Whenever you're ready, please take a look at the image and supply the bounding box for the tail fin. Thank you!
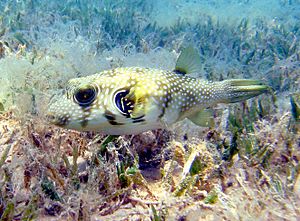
[218,79,270,103]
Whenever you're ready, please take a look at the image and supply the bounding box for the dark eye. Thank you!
[114,89,134,117]
[74,87,97,107]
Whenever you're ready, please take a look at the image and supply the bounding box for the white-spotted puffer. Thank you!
[47,47,269,135]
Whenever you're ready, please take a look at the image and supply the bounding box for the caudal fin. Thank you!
[218,79,270,103]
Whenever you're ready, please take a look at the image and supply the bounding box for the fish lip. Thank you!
[46,112,56,123]
[46,112,69,127]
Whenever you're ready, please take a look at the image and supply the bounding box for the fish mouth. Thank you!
[46,112,69,127]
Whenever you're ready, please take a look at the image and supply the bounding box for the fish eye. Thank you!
[74,86,97,107]
[114,89,134,117]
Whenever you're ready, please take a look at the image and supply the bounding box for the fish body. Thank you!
[47,48,269,135]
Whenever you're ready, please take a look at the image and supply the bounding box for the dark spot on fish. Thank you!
[173,69,186,76]
[159,108,166,119]
[159,93,172,118]
[104,110,116,119]
[80,119,89,128]
[104,113,116,121]
[56,116,69,126]
[132,115,145,120]
[108,120,124,125]
[133,118,145,123]
[79,104,93,128]
[104,110,124,125]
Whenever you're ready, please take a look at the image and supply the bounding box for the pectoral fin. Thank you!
[187,109,215,128]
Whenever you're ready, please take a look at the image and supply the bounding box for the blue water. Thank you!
[1,0,300,45]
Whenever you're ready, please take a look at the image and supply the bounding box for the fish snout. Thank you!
[46,111,69,127]
[46,111,56,123]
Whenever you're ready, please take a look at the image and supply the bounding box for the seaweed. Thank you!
[290,95,300,122]
[41,176,61,201]
[204,189,218,204]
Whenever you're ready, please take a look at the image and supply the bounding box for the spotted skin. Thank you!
[47,67,268,135]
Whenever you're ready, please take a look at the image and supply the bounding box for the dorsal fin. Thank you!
[174,46,202,75]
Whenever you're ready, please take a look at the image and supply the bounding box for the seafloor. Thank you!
[0,0,300,220]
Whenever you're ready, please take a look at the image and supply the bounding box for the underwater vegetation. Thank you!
[0,0,300,220]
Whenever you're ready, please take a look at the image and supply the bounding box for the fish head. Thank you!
[46,71,163,134]
[47,76,104,131]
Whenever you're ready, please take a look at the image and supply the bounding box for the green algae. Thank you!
[41,176,61,201]
[189,157,205,176]
[0,201,15,221]
[204,190,218,204]
[20,195,39,221]
[0,145,11,169]
[174,175,194,197]
[290,96,300,122]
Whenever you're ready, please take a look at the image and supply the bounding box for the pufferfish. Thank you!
[47,47,269,135]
